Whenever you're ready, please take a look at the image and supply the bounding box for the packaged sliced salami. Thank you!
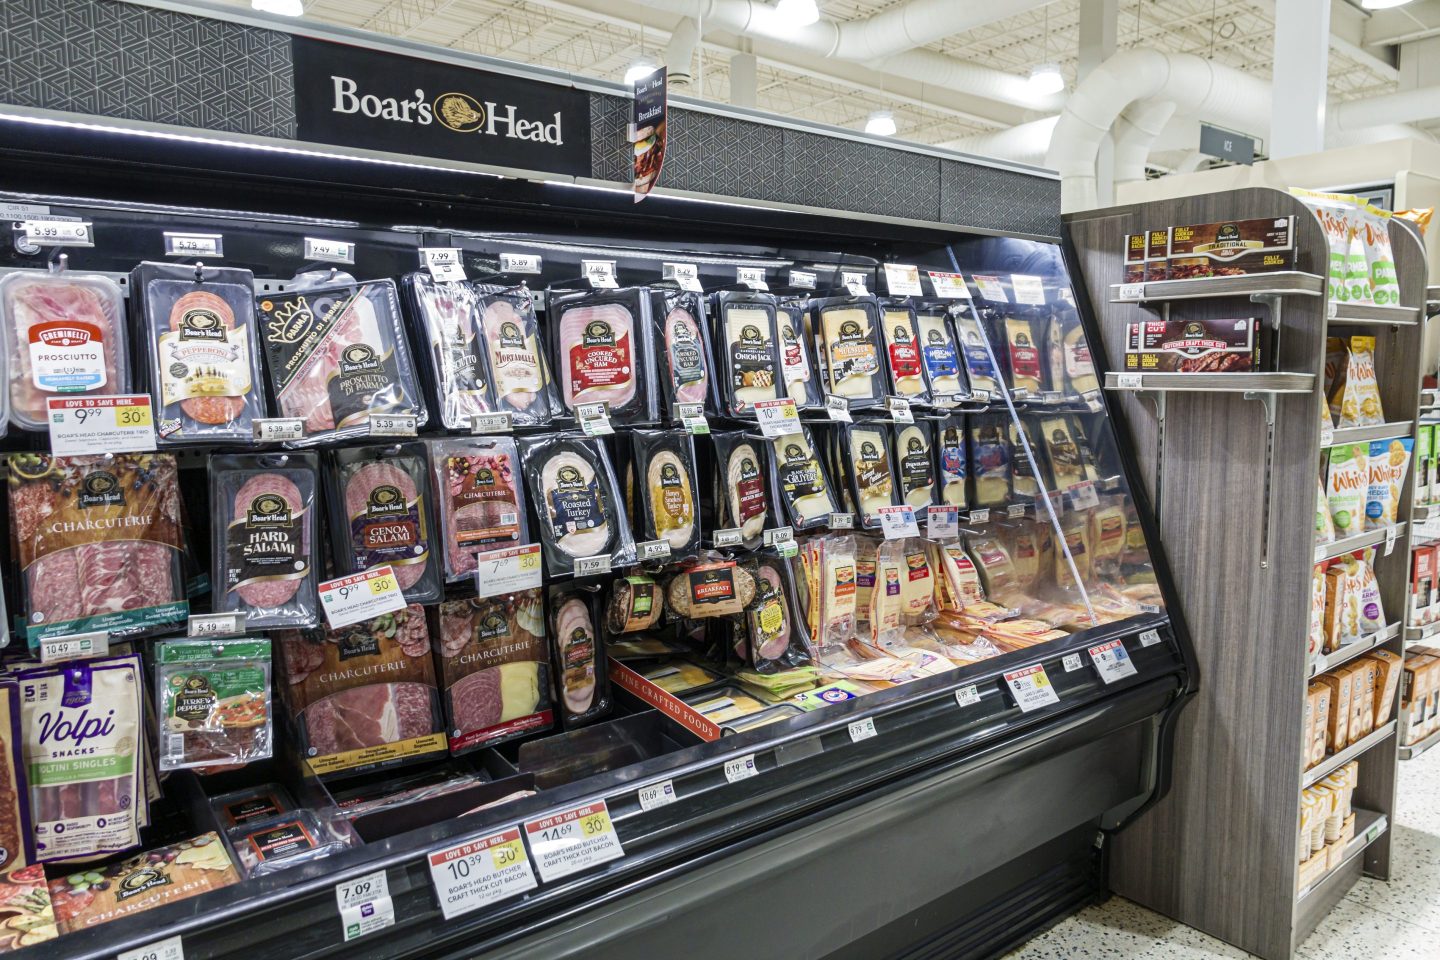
[210,453,319,630]
[651,288,719,421]
[327,442,441,604]
[277,604,447,778]
[9,453,187,645]
[778,300,823,409]
[895,421,937,511]
[711,430,770,550]
[255,278,427,445]
[879,299,932,404]
[840,422,899,530]
[548,583,612,729]
[0,681,31,870]
[519,432,636,576]
[746,556,813,674]
[713,290,784,418]
[131,261,266,444]
[769,424,838,531]
[915,303,966,399]
[155,638,273,772]
[624,429,701,559]
[813,295,885,408]
[400,273,495,430]
[434,590,553,755]
[0,270,127,432]
[428,436,527,584]
[548,286,659,426]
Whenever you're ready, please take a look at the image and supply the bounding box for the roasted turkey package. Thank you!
[651,288,720,421]
[518,432,636,576]
[547,286,659,426]
[547,583,612,729]
[712,290,784,418]
[622,429,701,559]
[401,272,496,430]
[428,435,528,584]
[326,442,441,604]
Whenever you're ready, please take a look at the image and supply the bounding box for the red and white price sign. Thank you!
[927,271,971,299]
[523,801,625,883]
[878,504,920,540]
[473,545,543,599]
[1003,663,1060,712]
[1088,640,1138,684]
[427,826,537,920]
[754,398,801,437]
[318,565,407,629]
[47,394,156,456]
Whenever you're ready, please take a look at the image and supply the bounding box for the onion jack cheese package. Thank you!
[712,290,785,418]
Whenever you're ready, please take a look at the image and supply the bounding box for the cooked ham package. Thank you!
[713,290,783,418]
[210,453,320,630]
[548,583,612,728]
[519,432,636,576]
[9,453,187,645]
[327,442,441,604]
[401,273,495,429]
[623,429,701,559]
[429,435,527,583]
[277,604,447,777]
[131,261,266,444]
[256,278,427,444]
[0,271,128,432]
[777,300,823,409]
[651,288,719,420]
[548,286,658,426]
[474,283,559,426]
[710,430,770,550]
[435,590,553,754]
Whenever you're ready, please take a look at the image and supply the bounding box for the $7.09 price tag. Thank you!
[47,395,156,457]
[523,801,624,883]
[427,826,537,921]
[335,869,394,942]
[318,565,407,630]
[473,544,543,599]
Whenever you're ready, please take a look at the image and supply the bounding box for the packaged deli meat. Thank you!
[131,262,266,444]
[155,638,273,772]
[624,429,700,557]
[713,290,783,417]
[429,436,527,583]
[651,288,719,420]
[519,432,636,576]
[0,682,31,871]
[711,430,770,550]
[0,270,128,432]
[953,307,1003,400]
[664,557,757,619]
[210,784,297,831]
[778,300,823,409]
[210,453,320,630]
[879,300,931,403]
[9,453,186,645]
[915,303,965,399]
[747,556,813,674]
[17,655,145,863]
[435,591,552,754]
[814,295,885,407]
[606,575,665,633]
[0,864,56,951]
[400,272,495,430]
[548,583,612,728]
[1165,217,1296,279]
[277,604,447,777]
[895,421,938,510]
[841,423,899,530]
[473,283,559,426]
[256,278,427,444]
[770,425,838,531]
[1124,318,1259,373]
[328,442,441,604]
[228,809,353,878]
[548,286,658,426]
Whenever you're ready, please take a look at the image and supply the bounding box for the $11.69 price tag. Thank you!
[523,801,624,883]
[47,395,156,457]
[427,826,537,920]
[318,565,407,629]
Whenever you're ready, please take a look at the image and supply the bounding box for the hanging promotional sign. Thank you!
[632,67,668,201]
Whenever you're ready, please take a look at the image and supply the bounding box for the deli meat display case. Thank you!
[0,99,1194,960]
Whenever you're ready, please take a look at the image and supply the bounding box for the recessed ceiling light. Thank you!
[775,0,821,27]
[1361,0,1415,9]
[865,110,897,137]
[1028,63,1065,96]
[624,56,660,85]
[252,0,304,15]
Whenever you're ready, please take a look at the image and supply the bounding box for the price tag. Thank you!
[713,529,744,548]
[970,389,992,403]
[883,263,923,297]
[1041,391,1065,405]
[841,271,869,295]
[723,754,758,783]
[764,527,795,548]
[582,259,618,288]
[117,934,184,960]
[1062,653,1084,673]
[637,540,672,562]
[968,507,991,525]
[789,269,817,290]
[1007,503,1028,519]
[927,271,970,299]
[971,274,1010,303]
[737,266,768,290]
[1386,525,1399,557]
[1088,640,1138,684]
[1003,663,1060,712]
[1118,282,1145,301]
[427,826,537,920]
[335,869,394,941]
[335,870,388,912]
[674,402,709,434]
[471,412,513,434]
[47,395,156,457]
[473,545,543,599]
[1328,301,1338,319]
[681,414,709,435]
[574,554,612,577]
[253,417,305,443]
[954,685,981,707]
[754,398,801,437]
[1320,426,1334,447]
[318,565,407,630]
[1116,373,1144,390]
[1011,274,1047,305]
[0,202,48,218]
[524,801,625,883]
[848,717,878,742]
[1067,480,1100,511]
[1366,816,1386,843]
[39,631,109,665]
[887,396,914,424]
[577,401,614,436]
[825,394,852,422]
[304,237,354,264]
[18,217,92,247]
[663,262,703,292]
[1313,543,1327,563]
[1139,629,1162,648]
[164,232,223,257]
[187,613,245,638]
[638,780,676,811]
[369,413,417,437]
[878,505,920,540]
[828,512,855,530]
[500,252,542,274]
[1139,603,1161,615]
[933,393,960,408]
[926,505,959,540]
[421,247,466,282]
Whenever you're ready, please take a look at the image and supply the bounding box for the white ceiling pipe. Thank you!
[1112,100,1176,189]
[1332,85,1440,132]
[876,48,1063,113]
[942,116,1060,166]
[825,0,1057,62]
[665,16,701,85]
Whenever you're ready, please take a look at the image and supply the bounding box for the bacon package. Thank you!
[548,286,658,426]
[256,278,427,444]
[210,453,319,630]
[879,300,932,404]
[0,271,128,432]
[131,262,266,444]
[429,436,526,584]
[327,442,441,604]
[651,288,719,420]
[474,283,559,426]
[8,453,186,645]
[401,273,495,430]
[713,290,783,418]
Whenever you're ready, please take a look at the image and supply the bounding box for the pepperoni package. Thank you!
[327,443,441,604]
[429,436,528,584]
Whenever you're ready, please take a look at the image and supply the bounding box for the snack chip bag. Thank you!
[1315,476,1335,543]
[1329,336,1383,427]
[1325,444,1368,537]
[1360,205,1400,307]
[1365,437,1413,527]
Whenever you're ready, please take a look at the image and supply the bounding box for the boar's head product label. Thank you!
[726,442,768,542]
[917,310,961,395]
[437,591,551,753]
[847,427,894,524]
[542,451,608,555]
[897,426,935,508]
[773,431,835,525]
[1009,421,1041,498]
[340,455,432,593]
[778,311,814,402]
[215,457,317,630]
[1040,417,1084,490]
[563,304,636,411]
[648,450,695,549]
[480,294,547,419]
[882,309,925,395]
[665,305,708,402]
[970,420,1010,506]
[954,312,1001,397]
[1005,317,1042,395]
[725,305,780,412]
[409,275,491,428]
[938,422,968,507]
[822,307,881,399]
[552,592,609,725]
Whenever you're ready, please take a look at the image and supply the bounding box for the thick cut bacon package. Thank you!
[401,273,496,430]
[429,436,528,584]
[547,286,659,426]
[326,442,441,604]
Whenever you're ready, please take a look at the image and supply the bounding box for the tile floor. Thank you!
[1003,749,1440,959]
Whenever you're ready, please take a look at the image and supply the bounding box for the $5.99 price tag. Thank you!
[427,826,537,920]
[473,544,543,599]
[523,801,624,883]
[318,565,407,629]
[117,934,184,960]
[47,395,156,457]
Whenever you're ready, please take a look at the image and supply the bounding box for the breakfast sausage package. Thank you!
[547,286,660,427]
[548,583,612,729]
[712,290,784,418]
[155,638,273,771]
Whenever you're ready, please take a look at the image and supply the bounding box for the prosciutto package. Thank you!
[277,605,447,777]
[547,583,612,728]
[1,270,127,432]
[131,261,266,444]
[519,432,636,577]
[9,453,186,645]
[328,443,441,604]
[473,283,559,426]
[651,288,719,420]
[210,453,319,630]
[548,286,658,426]
[429,436,527,583]
[256,279,427,444]
[401,273,495,430]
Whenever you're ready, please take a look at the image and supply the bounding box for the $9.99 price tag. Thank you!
[523,801,625,883]
[117,934,184,960]
[318,565,407,630]
[427,826,537,920]
[47,395,156,457]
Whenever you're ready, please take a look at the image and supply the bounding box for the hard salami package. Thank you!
[623,429,701,559]
[777,300,823,409]
[651,288,720,420]
[255,278,427,445]
[713,290,784,418]
[472,283,559,426]
[519,432,636,577]
[131,262,266,444]
[434,591,553,755]
[9,453,187,645]
[18,654,145,863]
[428,436,527,584]
[327,443,441,604]
[814,295,885,408]
[210,453,320,630]
[400,273,495,430]
[547,286,659,426]
[711,430,770,550]
[548,583,612,729]
[277,604,447,777]
[155,638,273,771]
[879,300,932,404]
[0,682,31,870]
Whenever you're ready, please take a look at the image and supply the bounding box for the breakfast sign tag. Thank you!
[632,66,667,201]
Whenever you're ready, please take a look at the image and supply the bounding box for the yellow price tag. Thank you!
[518,551,540,572]
[368,574,397,595]
[489,839,524,869]
[580,810,613,837]
[116,406,152,427]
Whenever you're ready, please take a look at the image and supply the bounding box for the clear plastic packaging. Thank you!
[840,422,899,529]
[813,295,885,408]
[473,283,559,426]
[227,809,355,878]
[914,303,966,399]
[131,261,266,444]
[651,288,719,420]
[401,272,495,429]
[769,424,839,531]
[713,290,784,418]
[895,421,937,511]
[548,286,659,425]
[327,442,442,604]
[519,432,636,576]
[747,555,814,673]
[548,583,612,728]
[953,304,1003,399]
[969,414,1012,507]
[878,299,932,404]
[624,429,701,558]
[428,435,527,584]
[711,430,770,550]
[211,784,297,831]
[155,638,273,772]
[777,300,823,409]
[606,575,665,633]
[210,453,320,630]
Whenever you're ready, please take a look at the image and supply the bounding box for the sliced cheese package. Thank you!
[869,538,937,646]
[518,432,636,577]
[914,302,966,400]
[650,288,721,422]
[841,422,900,530]
[777,300,824,409]
[622,429,701,559]
[878,299,932,404]
[1008,418,1044,501]
[936,417,970,508]
[710,430,771,550]
[894,421,938,511]
[769,424,839,531]
[712,290,784,418]
[953,305,1004,401]
[813,295,886,408]
[969,414,1012,507]
[547,582,612,729]
[547,286,660,427]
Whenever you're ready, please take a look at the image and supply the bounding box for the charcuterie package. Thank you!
[518,432,636,576]
[548,583,612,728]
[327,442,441,604]
[548,286,658,426]
[429,435,527,583]
[48,833,237,934]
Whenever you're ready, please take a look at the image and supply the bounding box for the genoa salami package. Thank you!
[0,682,31,870]
[155,638,273,772]
[652,288,720,420]
[18,655,144,863]
[519,433,636,577]
[778,300,823,409]
[434,590,553,754]
[814,295,885,408]
[711,430,770,550]
[623,429,701,558]
[879,300,931,403]
[713,290,784,418]
[131,261,266,444]
[401,272,495,430]
[256,278,427,445]
[0,270,128,432]
[548,583,612,729]
[327,442,441,604]
[210,453,319,630]
[277,604,447,778]
[473,283,559,426]
[429,436,527,584]
[548,286,659,426]
[9,453,187,645]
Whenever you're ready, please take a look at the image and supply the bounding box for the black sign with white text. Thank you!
[292,37,591,176]
[632,67,667,201]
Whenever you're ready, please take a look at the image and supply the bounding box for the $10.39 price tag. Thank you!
[523,801,624,883]
[318,565,407,629]
[754,398,801,437]
[47,395,156,457]
[473,544,543,599]
[428,826,537,920]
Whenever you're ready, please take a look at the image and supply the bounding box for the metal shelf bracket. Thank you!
[1244,389,1279,568]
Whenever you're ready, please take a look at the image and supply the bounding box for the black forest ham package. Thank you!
[519,433,636,576]
[548,583,612,728]
[428,436,527,584]
[547,286,659,426]
[327,443,441,604]
[651,288,719,420]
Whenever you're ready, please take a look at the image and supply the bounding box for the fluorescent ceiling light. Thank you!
[864,110,897,137]
[775,0,821,27]
[624,56,660,85]
[1027,63,1065,96]
[252,0,304,15]
[1361,0,1414,8]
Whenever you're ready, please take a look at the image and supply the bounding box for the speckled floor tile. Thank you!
[1001,896,1171,959]
[1295,896,1438,960]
